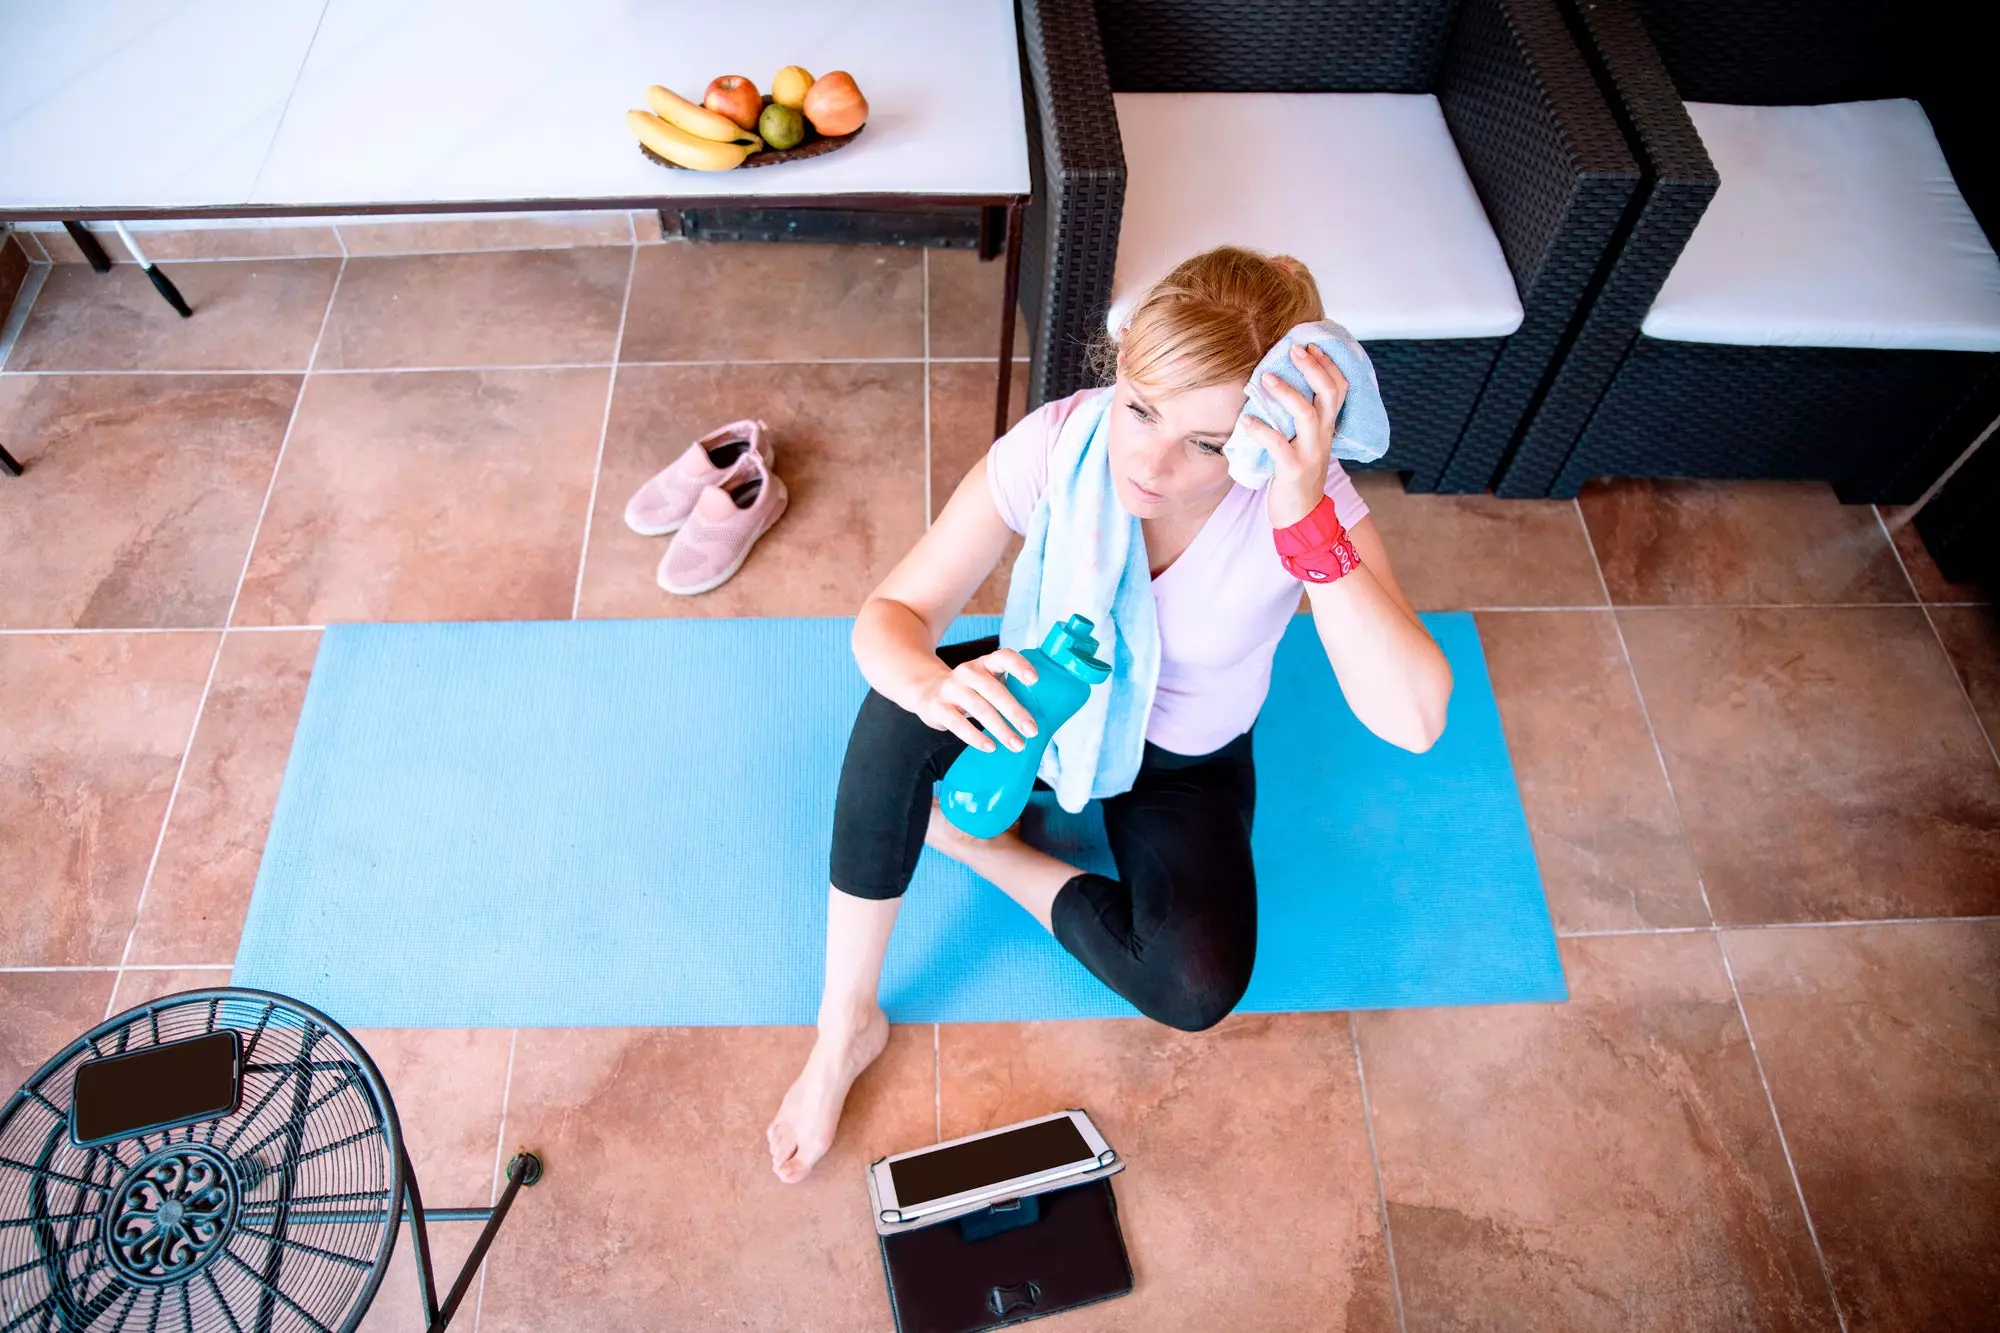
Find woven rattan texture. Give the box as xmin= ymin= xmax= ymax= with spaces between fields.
xmin=1015 ymin=0 xmax=1633 ymax=488
xmin=1432 ymin=0 xmax=1636 ymax=491
xmin=1499 ymin=0 xmax=2000 ymax=500
xmin=1906 ymin=4 xmax=2000 ymax=245
xmin=1091 ymin=0 xmax=1453 ymax=92
xmin=1019 ymin=0 xmax=1127 ymax=409
xmin=1552 ymin=338 xmax=1999 ymax=503
xmin=1494 ymin=0 xmax=1716 ymax=496
xmin=1626 ymin=0 xmax=1880 ymax=106
xmin=1912 ymin=420 xmax=2000 ymax=588
xmin=1860 ymin=362 xmax=2000 ymax=508
xmin=1363 ymin=338 xmax=1507 ymax=488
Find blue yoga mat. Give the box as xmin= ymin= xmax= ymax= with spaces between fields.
xmin=233 ymin=615 xmax=1563 ymax=1026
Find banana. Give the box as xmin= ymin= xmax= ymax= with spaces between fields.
xmin=645 ymin=85 xmax=752 ymax=144
xmin=627 ymin=109 xmax=754 ymax=171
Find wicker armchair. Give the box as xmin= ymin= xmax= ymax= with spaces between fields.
xmin=1014 ymin=0 xmax=1636 ymax=492
xmin=1493 ymin=0 xmax=2000 ymax=501
xmin=1914 ymin=444 xmax=2000 ymax=596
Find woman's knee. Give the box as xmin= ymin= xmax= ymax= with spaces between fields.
xmin=1134 ymin=931 xmax=1254 ymax=1033
xmin=830 ymin=690 xmax=962 ymax=901
xmin=1050 ymin=862 xmax=1257 ymax=1033
xmin=850 ymin=686 xmax=937 ymax=754
xmin=1147 ymin=974 xmax=1250 ymax=1033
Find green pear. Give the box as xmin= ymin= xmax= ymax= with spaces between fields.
xmin=758 ymin=103 xmax=807 ymax=152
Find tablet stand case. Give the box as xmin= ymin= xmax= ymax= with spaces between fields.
xmin=877 ymin=1176 xmax=1134 ymax=1332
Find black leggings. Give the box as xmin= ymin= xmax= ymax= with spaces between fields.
xmin=830 ymin=637 xmax=1258 ymax=1032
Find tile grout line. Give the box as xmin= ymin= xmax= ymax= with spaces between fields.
xmin=487 ymin=1031 xmax=522 ymax=1205
xmin=1574 ymin=499 xmax=1849 ymax=1332
xmin=16 ymin=909 xmax=1999 ymax=977
xmin=1558 ymin=914 xmax=2000 ymax=937
xmin=102 ymin=256 xmax=347 ymax=1019
xmin=570 ymin=245 xmax=639 ymax=618
xmin=472 ymin=1028 xmax=520 ymax=1333
xmin=4 ymin=964 xmax=228 ymax=974
xmin=38 ymin=239 xmax=644 ymax=263
xmin=0 ymin=356 xmax=1036 ymax=378
xmin=13 ymin=909 xmax=1995 ymax=978
xmin=922 ymin=248 xmax=933 ymax=528
xmin=1571 ymin=500 xmax=1719 ymax=927
xmin=8 ymin=602 xmax=1983 ymax=636
xmin=1874 ymin=507 xmax=2000 ymax=771
xmin=1348 ymin=1013 xmax=1408 ymax=1333
xmin=1713 ymin=934 xmax=1850 ymax=1331
xmin=15 ymin=220 xmax=681 ymax=266
xmin=1 ymin=597 xmax=1988 ymax=638
xmin=0 ymin=625 xmax=327 ymax=636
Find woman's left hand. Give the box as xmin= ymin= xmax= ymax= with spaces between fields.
xmin=1242 ymin=343 xmax=1349 ymax=530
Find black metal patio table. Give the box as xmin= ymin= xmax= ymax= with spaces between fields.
xmin=0 ymin=988 xmax=540 ymax=1333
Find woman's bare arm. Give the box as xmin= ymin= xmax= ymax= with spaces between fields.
xmin=852 ymin=460 xmax=1040 ymax=753
xmin=1303 ymin=516 xmax=1453 ymax=752
xmin=1239 ymin=344 xmax=1453 ymax=754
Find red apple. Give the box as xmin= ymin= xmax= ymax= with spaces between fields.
xmin=703 ymin=75 xmax=762 ymax=132
xmin=803 ymin=71 xmax=868 ymax=137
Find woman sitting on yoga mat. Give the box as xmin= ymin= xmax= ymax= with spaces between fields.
xmin=769 ymin=246 xmax=1453 ymax=1183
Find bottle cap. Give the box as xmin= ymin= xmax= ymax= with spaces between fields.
xmin=1041 ymin=614 xmax=1112 ymax=684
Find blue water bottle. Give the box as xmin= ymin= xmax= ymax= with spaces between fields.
xmin=940 ymin=614 xmax=1113 ymax=839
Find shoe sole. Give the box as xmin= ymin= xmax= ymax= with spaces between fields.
xmin=658 ymin=477 xmax=790 ymax=596
xmin=625 ymin=512 xmax=688 ymax=537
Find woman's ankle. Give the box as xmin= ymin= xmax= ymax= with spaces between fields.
xmin=815 ymin=998 xmax=883 ymax=1042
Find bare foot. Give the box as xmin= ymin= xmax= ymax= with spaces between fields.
xmin=924 ymin=799 xmax=1022 ymax=863
xmin=767 ymin=1005 xmax=889 ymax=1184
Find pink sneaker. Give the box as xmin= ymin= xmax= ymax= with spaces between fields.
xmin=658 ymin=452 xmax=790 ymax=595
xmin=623 ymin=419 xmax=772 ymax=536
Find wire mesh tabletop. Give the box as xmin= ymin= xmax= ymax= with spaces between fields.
xmin=0 ymin=989 xmax=406 ymax=1333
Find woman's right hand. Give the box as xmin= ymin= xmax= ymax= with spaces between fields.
xmin=912 ymin=648 xmax=1041 ymax=753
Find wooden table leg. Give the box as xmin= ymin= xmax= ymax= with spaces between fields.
xmin=992 ymin=198 xmax=1025 ymax=439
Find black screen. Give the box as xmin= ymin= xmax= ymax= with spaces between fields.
xmin=890 ymin=1116 xmax=1093 ymax=1207
xmin=71 ymin=1031 xmax=240 ymax=1145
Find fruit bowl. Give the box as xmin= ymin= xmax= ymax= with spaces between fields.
xmin=640 ymin=95 xmax=864 ymax=172
xmin=641 ymin=125 xmax=863 ymax=171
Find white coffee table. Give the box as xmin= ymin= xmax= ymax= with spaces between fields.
xmin=0 ymin=0 xmax=1033 ymax=430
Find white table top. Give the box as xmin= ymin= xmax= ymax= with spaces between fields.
xmin=0 ymin=0 xmax=1031 ymax=217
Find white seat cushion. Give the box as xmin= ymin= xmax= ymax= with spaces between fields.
xmin=1644 ymin=100 xmax=2000 ymax=351
xmin=1109 ymin=93 xmax=1524 ymax=342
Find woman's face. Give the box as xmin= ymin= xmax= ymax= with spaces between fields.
xmin=1106 ymin=369 xmax=1244 ymax=521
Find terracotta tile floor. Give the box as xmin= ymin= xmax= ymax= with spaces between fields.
xmin=2 ymin=238 xmax=1996 ymax=1331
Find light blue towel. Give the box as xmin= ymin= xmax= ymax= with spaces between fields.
xmin=1223 ymin=320 xmax=1391 ymax=489
xmin=999 ymin=388 xmax=1159 ymax=812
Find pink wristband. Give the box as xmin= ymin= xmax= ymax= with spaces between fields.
xmin=1273 ymin=495 xmax=1362 ymax=584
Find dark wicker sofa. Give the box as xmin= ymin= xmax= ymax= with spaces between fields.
xmin=1014 ymin=0 xmax=1637 ymax=491
xmin=1915 ymin=442 xmax=2000 ymax=596
xmin=1493 ymin=0 xmax=2000 ymax=501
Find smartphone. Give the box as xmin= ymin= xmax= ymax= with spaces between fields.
xmin=868 ymin=1109 xmax=1117 ymax=1227
xmin=70 ymin=1030 xmax=243 ymax=1147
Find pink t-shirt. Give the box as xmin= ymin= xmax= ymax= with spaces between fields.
xmin=986 ymin=388 xmax=1370 ymax=756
